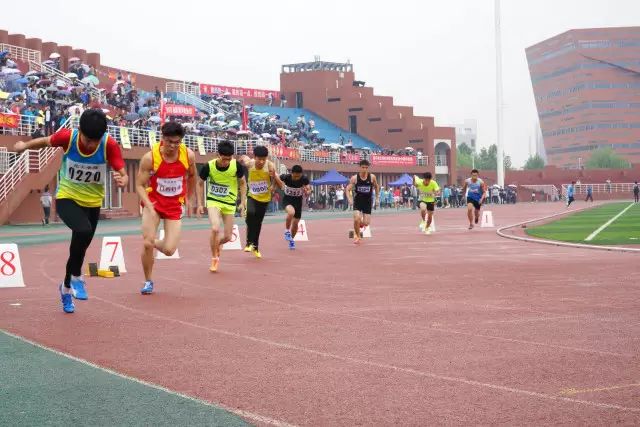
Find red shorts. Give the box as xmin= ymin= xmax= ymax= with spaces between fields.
xmin=145 ymin=194 xmax=183 ymax=220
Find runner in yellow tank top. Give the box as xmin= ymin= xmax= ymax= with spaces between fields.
xmin=240 ymin=145 xmax=280 ymax=258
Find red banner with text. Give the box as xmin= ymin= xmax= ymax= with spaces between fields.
xmin=164 ymin=104 xmax=196 ymax=117
xmin=0 ymin=113 xmax=19 ymax=128
xmin=199 ymin=84 xmax=279 ymax=100
xmin=369 ymin=155 xmax=417 ymax=166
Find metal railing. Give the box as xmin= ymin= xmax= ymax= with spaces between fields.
xmin=0 ymin=150 xmax=29 ymax=202
xmin=521 ymin=184 xmax=560 ymax=201
xmin=29 ymin=61 xmax=105 ymax=102
xmin=0 ymin=147 xmax=19 ymax=174
xmin=170 ymin=91 xmax=219 ymax=115
xmin=166 ymin=82 xmax=200 ymax=96
xmin=0 ymin=43 xmax=41 ymax=63
xmin=561 ymin=183 xmax=637 ymax=197
xmin=435 ymin=154 xmax=448 ymax=166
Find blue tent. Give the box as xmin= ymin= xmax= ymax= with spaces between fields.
xmin=311 ymin=169 xmax=349 ymax=186
xmin=388 ymin=173 xmax=413 ymax=187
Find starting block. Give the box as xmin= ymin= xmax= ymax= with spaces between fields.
xmin=87 ymin=262 xmax=99 ymax=277
xmin=481 ymin=211 xmax=494 ymax=228
xmin=293 ymin=220 xmax=309 ymax=241
xmin=348 ymin=230 xmax=364 ymax=239
xmin=97 ymin=269 xmax=115 ymax=278
xmin=87 ymin=263 xmax=119 ymax=278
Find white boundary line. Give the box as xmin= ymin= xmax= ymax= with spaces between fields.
xmin=0 ymin=329 xmax=297 ymax=427
xmin=496 ymin=204 xmax=640 ymax=253
xmin=585 ymin=203 xmax=635 ymax=241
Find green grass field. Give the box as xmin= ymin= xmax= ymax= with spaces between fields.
xmin=526 ymin=202 xmax=640 ymax=246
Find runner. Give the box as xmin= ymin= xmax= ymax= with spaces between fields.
xmin=413 ymin=172 xmax=441 ymax=234
xmin=346 ymin=160 xmax=380 ymax=244
xmin=240 ymin=145 xmax=277 ymax=258
xmin=634 ymin=181 xmax=639 ymax=203
xmin=460 ymin=169 xmax=487 ymax=230
xmin=12 ymin=109 xmax=127 ymax=313
xmin=566 ymin=181 xmax=576 ymax=207
xmin=136 ymin=122 xmax=196 ymax=293
xmin=275 ymin=165 xmax=310 ymax=250
xmin=196 ymin=141 xmax=247 ymax=272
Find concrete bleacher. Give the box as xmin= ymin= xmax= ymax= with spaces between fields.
xmin=252 ymin=106 xmax=380 ymax=150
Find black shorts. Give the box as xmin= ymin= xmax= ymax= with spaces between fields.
xmin=467 ymin=198 xmax=482 ymax=210
xmin=418 ymin=201 xmax=435 ymax=211
xmin=354 ymin=199 xmax=372 ymax=215
xmin=283 ymin=196 xmax=303 ymax=219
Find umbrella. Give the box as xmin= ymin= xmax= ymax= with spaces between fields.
xmin=198 ymin=124 xmax=213 ymax=131
xmin=148 ymin=116 xmax=161 ymax=123
xmin=46 ymin=85 xmax=58 ymax=92
xmin=15 ymin=77 xmax=30 ymax=84
xmin=227 ymin=120 xmax=240 ymax=127
xmin=261 ymin=133 xmax=271 ymax=138
xmin=124 ymin=113 xmax=139 ymax=121
xmin=236 ymin=130 xmax=251 ymax=135
xmin=25 ymin=71 xmax=41 ymax=77
xmin=492 ymin=184 xmax=501 ymax=188
xmin=225 ymin=128 xmax=237 ymax=134
xmin=404 ymin=146 xmax=415 ymax=151
xmin=49 ymin=53 xmax=61 ymax=59
xmin=42 ymin=59 xmax=55 ymax=65
xmin=37 ymin=79 xmax=52 ymax=85
xmin=508 ymin=184 xmax=517 ymax=188
xmin=311 ymin=130 xmax=320 ymax=134
xmin=69 ymin=57 xmax=80 ymax=62
xmin=56 ymin=79 xmax=67 ymax=87
xmin=57 ymin=90 xmax=71 ymax=96
xmin=137 ymin=107 xmax=150 ymax=116
xmin=81 ymin=75 xmax=99 ymax=85
xmin=65 ymin=72 xmax=78 ymax=80
xmin=232 ymin=99 xmax=242 ymax=104
xmin=1 ymin=68 xmax=20 ymax=74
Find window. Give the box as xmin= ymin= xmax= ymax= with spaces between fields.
xmin=327 ymin=97 xmax=341 ymax=102
xmin=387 ymin=128 xmax=403 ymax=133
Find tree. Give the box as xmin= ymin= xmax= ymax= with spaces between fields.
xmin=586 ymin=147 xmax=630 ymax=169
xmin=473 ymin=144 xmax=511 ymax=170
xmin=524 ymin=154 xmax=545 ymax=170
xmin=456 ymin=144 xmax=474 ymax=168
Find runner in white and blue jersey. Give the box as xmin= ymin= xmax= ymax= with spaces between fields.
xmin=460 ymin=169 xmax=487 ymax=230
xmin=566 ymin=181 xmax=576 ymax=207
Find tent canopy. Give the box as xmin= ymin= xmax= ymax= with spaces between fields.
xmin=311 ymin=169 xmax=350 ymax=186
xmin=388 ymin=173 xmax=413 ymax=187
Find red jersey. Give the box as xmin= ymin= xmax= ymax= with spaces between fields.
xmin=146 ymin=143 xmax=190 ymax=220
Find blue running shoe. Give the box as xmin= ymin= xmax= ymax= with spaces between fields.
xmin=288 ymin=239 xmax=296 ymax=250
xmin=70 ymin=277 xmax=88 ymax=300
xmin=59 ymin=284 xmax=75 ymax=313
xmin=284 ymin=230 xmax=292 ymax=241
xmin=141 ymin=281 xmax=154 ymax=295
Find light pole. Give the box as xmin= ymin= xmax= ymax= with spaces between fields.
xmin=494 ymin=0 xmax=505 ymax=187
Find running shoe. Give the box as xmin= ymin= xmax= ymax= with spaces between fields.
xmin=468 ymin=224 xmax=474 ymax=230
xmin=419 ymin=221 xmax=426 ymax=231
xmin=70 ymin=277 xmax=88 ymax=300
xmin=209 ymin=257 xmax=220 ymax=272
xmin=59 ymin=284 xmax=75 ymax=313
xmin=284 ymin=230 xmax=292 ymax=241
xmin=243 ymin=244 xmax=253 ymax=252
xmin=288 ymin=239 xmax=296 ymax=250
xmin=252 ymin=247 xmax=262 ymax=258
xmin=475 ymin=216 xmax=479 ymax=224
xmin=141 ymin=281 xmax=154 ymax=295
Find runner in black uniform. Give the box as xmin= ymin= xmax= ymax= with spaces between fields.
xmin=275 ymin=165 xmax=311 ymax=250
xmin=346 ymin=159 xmax=380 ymax=244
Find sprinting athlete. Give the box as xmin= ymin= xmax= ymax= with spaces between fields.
xmin=241 ymin=145 xmax=277 ymax=258
xmin=346 ymin=159 xmax=380 ymax=244
xmin=276 ymin=165 xmax=310 ymax=250
xmin=460 ymin=169 xmax=487 ymax=230
xmin=13 ymin=109 xmax=127 ymax=313
xmin=136 ymin=121 xmax=196 ymax=294
xmin=566 ymin=181 xmax=576 ymax=207
xmin=413 ymin=172 xmax=441 ymax=234
xmin=196 ymin=141 xmax=247 ymax=272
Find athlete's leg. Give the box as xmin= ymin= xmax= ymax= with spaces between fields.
xmin=285 ymin=205 xmax=295 ymax=231
xmin=251 ymin=200 xmax=268 ymax=250
xmin=353 ymin=209 xmax=362 ymax=241
xmin=56 ymin=199 xmax=100 ymax=289
xmin=466 ymin=201 xmax=474 ymax=227
xmin=207 ymin=207 xmax=224 ymax=258
xmin=290 ymin=217 xmax=301 ymax=238
xmin=362 ymin=213 xmax=371 ymax=227
xmin=426 ymin=208 xmax=434 ymax=229
xmin=419 ymin=202 xmax=427 ymax=222
xmin=157 ymin=219 xmax=181 ymax=256
xmin=220 ymin=213 xmax=235 ymax=248
xmin=141 ymin=207 xmax=161 ymax=282
xmin=245 ymin=197 xmax=257 ymax=248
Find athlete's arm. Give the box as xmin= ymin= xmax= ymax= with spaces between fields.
xmin=13 ymin=136 xmax=52 ymax=153
xmin=196 ymin=163 xmax=209 ymax=216
xmin=238 ymin=176 xmax=247 ymax=213
xmin=186 ymin=149 xmax=197 ymax=200
xmin=135 ymin=152 xmax=156 ymax=212
xmin=238 ymin=155 xmax=254 ymax=169
xmin=267 ymin=161 xmax=284 ymax=191
xmin=372 ymin=174 xmax=380 ymax=206
xmin=346 ymin=176 xmax=356 ymax=205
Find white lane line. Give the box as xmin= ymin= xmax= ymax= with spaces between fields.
xmin=585 ymin=203 xmax=635 ymax=241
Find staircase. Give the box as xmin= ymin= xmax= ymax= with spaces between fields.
xmin=165 ymin=82 xmax=225 ymax=116
xmin=252 ymin=106 xmax=379 ymax=150
xmin=29 ymin=60 xmax=105 ymax=103
xmin=0 ymin=147 xmax=61 ymax=225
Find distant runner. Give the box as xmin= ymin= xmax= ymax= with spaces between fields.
xmin=413 ymin=172 xmax=440 ymax=234
xmin=346 ymin=160 xmax=380 ymax=244
xmin=276 ymin=165 xmax=311 ymax=250
xmin=460 ymin=169 xmax=487 ymax=230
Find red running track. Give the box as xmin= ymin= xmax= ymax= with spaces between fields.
xmin=1 ymin=202 xmax=639 ymax=425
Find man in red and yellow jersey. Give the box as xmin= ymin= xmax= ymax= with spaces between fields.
xmin=135 ymin=121 xmax=196 ymax=294
xmin=13 ymin=109 xmax=127 ymax=313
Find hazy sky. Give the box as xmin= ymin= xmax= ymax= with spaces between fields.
xmin=2 ymin=0 xmax=638 ymax=166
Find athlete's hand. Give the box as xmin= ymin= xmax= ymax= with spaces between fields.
xmin=113 ymin=172 xmax=128 ymax=188
xmin=196 ymin=205 xmax=205 ymax=218
xmin=239 ymin=202 xmax=246 ymax=216
xmin=13 ymin=141 xmax=27 ymax=153
xmin=144 ymin=203 xmax=157 ymax=216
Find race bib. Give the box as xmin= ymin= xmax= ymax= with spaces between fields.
xmin=356 ymin=185 xmax=371 ymax=193
xmin=66 ymin=159 xmax=105 ymax=184
xmin=209 ymin=183 xmax=229 ymax=197
xmin=156 ymin=177 xmax=183 ymax=197
xmin=249 ymin=180 xmax=269 ymax=195
xmin=284 ymin=186 xmax=303 ymax=197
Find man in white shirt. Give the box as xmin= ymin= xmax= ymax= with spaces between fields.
xmin=336 ymin=187 xmax=345 ymax=210
xmin=40 ymin=185 xmax=53 ymax=225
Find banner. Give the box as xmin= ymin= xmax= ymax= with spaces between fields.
xmin=370 ymin=155 xmax=416 ymax=166
xmin=270 ymin=145 xmax=299 ymax=159
xmin=164 ymin=104 xmax=196 ymax=117
xmin=341 ymin=153 xmax=361 ymax=164
xmin=119 ymin=127 xmax=131 ymax=149
xmin=199 ymin=84 xmax=279 ymax=100
xmin=0 ymin=113 xmax=19 ymax=128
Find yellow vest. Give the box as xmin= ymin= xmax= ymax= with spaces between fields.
xmin=247 ymin=162 xmax=272 ymax=203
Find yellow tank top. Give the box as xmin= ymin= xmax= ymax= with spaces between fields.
xmin=247 ymin=162 xmax=272 ymax=203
